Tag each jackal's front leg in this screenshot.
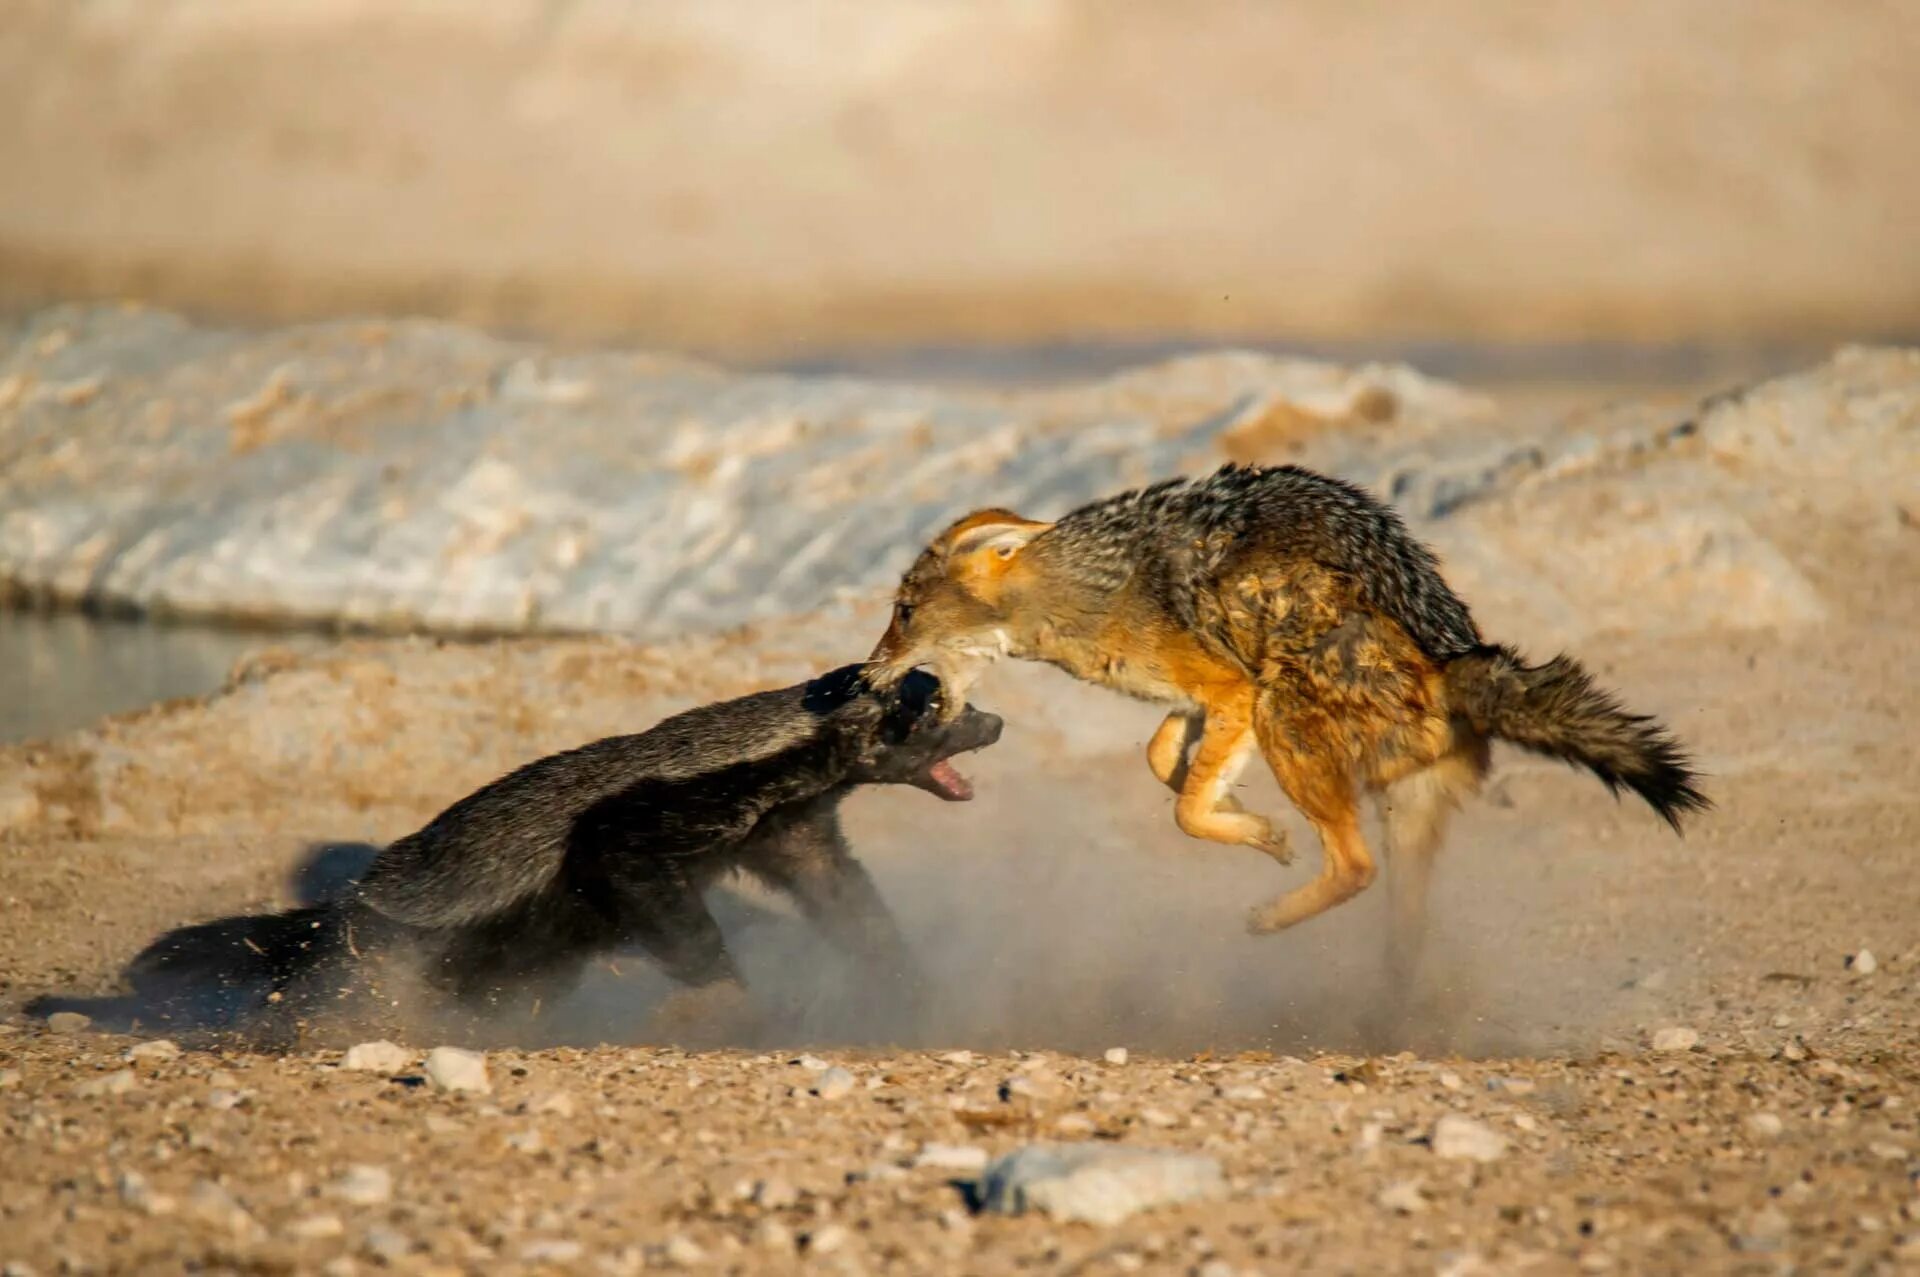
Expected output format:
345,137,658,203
1170,705,1293,866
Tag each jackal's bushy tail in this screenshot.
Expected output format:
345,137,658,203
1444,645,1709,829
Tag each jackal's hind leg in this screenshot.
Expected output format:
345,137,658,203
1245,708,1377,935
1379,740,1488,983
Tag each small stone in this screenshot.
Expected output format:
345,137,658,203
331,1165,393,1206
1104,1048,1129,1066
1849,949,1878,976
1219,1085,1266,1102
78,1069,138,1098
1138,1107,1179,1129
812,1067,856,1101
118,1170,173,1216
0,1069,19,1090
915,1143,989,1173
1650,1026,1700,1053
530,1091,576,1118
2,1264,38,1277
127,1040,181,1063
287,1214,346,1240
660,1235,705,1267
1197,1263,1235,1277
522,1239,583,1264
206,1088,246,1111
506,1129,544,1154
342,1041,412,1073
362,1227,412,1263
1431,1114,1508,1163
1004,1070,1066,1103
1870,1141,1909,1161
45,1011,90,1035
423,1046,490,1094
751,1177,798,1209
1734,1207,1792,1252
186,1180,255,1234
1054,1113,1097,1136
794,1054,830,1072
976,1143,1226,1226
805,1224,850,1256
1377,1180,1427,1214
938,1050,975,1066
1437,1070,1465,1091
1747,1113,1785,1139
753,1220,794,1252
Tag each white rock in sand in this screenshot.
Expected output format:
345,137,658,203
342,1041,413,1073
812,1067,856,1101
1431,1114,1507,1163
423,1047,490,1094
126,1039,181,1063
1650,1026,1700,1053
976,1143,1226,1225
330,1165,393,1206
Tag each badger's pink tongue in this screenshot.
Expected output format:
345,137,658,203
926,759,974,801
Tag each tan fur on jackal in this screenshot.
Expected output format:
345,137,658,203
867,464,1706,975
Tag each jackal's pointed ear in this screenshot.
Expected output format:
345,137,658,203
942,510,1051,566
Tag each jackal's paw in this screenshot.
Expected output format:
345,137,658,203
1246,901,1297,936
1244,820,1294,866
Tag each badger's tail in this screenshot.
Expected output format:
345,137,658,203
125,905,350,1001
1444,645,1709,830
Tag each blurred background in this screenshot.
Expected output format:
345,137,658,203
2,0,1917,739
4,0,1916,375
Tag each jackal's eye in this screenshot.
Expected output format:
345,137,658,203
895,603,915,627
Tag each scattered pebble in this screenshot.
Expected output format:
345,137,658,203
938,1051,975,1066
1849,949,1878,976
331,1165,393,1206
521,1239,583,1264
423,1046,490,1094
915,1143,989,1173
751,1178,798,1209
1104,1047,1129,1066
1138,1107,1179,1129
186,1180,255,1234
794,1054,830,1072
1734,1207,1792,1252
1747,1113,1785,1139
530,1091,576,1118
126,1040,181,1064
1004,1070,1066,1103
1431,1114,1508,1163
205,1088,246,1111
660,1235,706,1267
805,1224,850,1256
754,1219,794,1253
117,1170,173,1216
812,1067,856,1101
975,1143,1226,1225
286,1214,345,1240
342,1041,413,1073
361,1227,412,1263
77,1069,138,1098
1649,1026,1700,1053
45,1012,90,1035
1377,1180,1428,1214
1437,1070,1465,1091
0,1069,19,1090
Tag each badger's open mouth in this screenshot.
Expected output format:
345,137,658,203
919,758,975,802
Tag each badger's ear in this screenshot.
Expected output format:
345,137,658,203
942,510,1051,566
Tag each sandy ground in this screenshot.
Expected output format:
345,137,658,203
4,1,1918,356
2,492,1918,1275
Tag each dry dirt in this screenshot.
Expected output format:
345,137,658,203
2,513,1918,1274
